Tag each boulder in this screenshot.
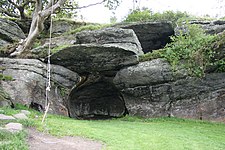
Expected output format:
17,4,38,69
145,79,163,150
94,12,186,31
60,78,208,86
5,123,23,132
114,59,225,122
0,114,15,120
75,27,143,55
175,20,225,35
68,74,126,119
0,18,25,43
20,110,31,115
50,44,140,76
13,113,28,119
114,22,174,53
0,58,80,116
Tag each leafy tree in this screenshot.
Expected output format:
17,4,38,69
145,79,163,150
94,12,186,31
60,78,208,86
7,0,120,56
123,8,191,27
0,0,36,19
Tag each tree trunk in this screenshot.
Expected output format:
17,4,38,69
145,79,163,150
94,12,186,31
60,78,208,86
10,0,67,57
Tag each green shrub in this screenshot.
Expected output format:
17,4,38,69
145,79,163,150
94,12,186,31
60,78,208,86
140,23,225,77
161,24,216,77
123,9,191,26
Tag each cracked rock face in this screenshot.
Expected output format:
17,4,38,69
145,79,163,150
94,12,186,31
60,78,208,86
114,59,225,121
0,18,25,45
0,58,80,116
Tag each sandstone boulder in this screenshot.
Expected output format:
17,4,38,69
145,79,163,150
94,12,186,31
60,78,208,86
0,18,25,43
75,27,143,55
1,58,80,116
50,44,140,76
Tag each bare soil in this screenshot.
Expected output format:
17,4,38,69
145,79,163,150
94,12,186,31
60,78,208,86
27,128,104,150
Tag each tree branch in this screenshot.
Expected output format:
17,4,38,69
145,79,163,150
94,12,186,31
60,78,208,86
76,0,106,9
41,0,67,19
7,0,20,8
0,7,20,18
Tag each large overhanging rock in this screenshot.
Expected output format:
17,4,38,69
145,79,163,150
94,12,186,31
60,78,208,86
114,22,174,53
114,59,225,122
1,58,80,116
50,44,140,76
68,74,126,119
0,18,25,44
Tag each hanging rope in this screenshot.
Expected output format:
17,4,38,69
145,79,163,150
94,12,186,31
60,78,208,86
42,1,54,124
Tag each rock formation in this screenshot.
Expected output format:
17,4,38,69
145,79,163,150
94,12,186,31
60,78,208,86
1,58,80,116
114,22,174,53
50,27,143,118
0,18,26,47
1,18,225,122
114,59,225,122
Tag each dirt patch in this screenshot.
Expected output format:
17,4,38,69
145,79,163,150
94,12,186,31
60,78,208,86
27,128,104,150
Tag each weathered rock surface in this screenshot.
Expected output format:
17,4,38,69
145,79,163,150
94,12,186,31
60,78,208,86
68,74,126,119
21,110,31,115
0,58,80,116
115,22,174,53
114,59,225,121
0,85,12,107
175,20,225,35
31,35,76,58
4,123,23,132
75,27,143,55
50,44,140,76
13,113,28,119
0,18,25,44
50,27,144,76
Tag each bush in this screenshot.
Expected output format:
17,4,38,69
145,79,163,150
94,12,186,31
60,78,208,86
123,9,191,26
141,23,225,77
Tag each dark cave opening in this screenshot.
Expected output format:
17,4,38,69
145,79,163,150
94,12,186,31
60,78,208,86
67,76,127,119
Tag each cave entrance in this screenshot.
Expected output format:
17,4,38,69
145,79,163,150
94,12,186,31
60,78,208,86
68,75,127,119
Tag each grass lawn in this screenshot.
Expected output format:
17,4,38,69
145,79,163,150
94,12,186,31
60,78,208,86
1,106,225,150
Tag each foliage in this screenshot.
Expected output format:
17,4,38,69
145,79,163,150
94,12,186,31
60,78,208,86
139,49,164,61
0,130,28,150
123,9,192,26
0,74,13,81
141,23,225,77
162,24,216,77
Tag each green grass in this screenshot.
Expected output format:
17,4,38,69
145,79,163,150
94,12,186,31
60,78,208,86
1,106,225,150
0,130,28,150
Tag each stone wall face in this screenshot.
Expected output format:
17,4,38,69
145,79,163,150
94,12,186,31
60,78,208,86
0,58,80,116
114,59,225,122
